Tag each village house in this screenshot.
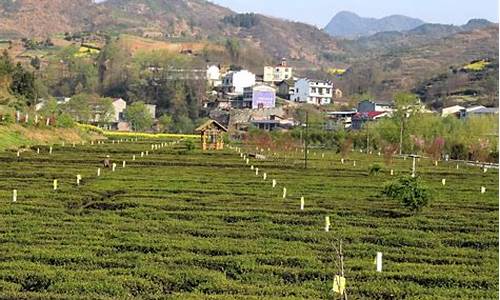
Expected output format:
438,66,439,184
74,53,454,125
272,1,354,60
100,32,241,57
351,111,389,130
243,84,276,109
263,58,293,84
222,70,256,95
291,78,334,105
145,104,157,119
326,110,358,129
277,79,295,100
251,115,296,131
441,105,465,117
206,65,222,87
357,100,393,113
111,98,127,122
459,105,499,119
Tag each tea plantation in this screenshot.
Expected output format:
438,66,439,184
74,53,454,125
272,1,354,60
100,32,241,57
0,139,497,299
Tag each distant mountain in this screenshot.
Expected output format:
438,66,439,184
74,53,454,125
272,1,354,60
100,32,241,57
324,11,425,38
339,19,496,57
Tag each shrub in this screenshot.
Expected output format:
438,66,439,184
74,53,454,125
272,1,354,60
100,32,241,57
57,113,75,128
382,176,431,213
185,139,195,152
20,274,53,292
450,143,467,160
0,113,14,124
369,163,383,176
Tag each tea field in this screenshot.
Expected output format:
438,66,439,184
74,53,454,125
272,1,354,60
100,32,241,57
0,139,498,299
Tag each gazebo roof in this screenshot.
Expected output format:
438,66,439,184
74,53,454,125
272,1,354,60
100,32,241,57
195,119,228,132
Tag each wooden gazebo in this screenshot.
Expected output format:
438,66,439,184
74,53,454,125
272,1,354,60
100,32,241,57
195,120,228,151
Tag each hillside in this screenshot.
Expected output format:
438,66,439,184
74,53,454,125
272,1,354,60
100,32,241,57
0,123,100,150
340,19,496,57
0,0,99,38
337,25,499,102
0,0,341,67
324,11,425,38
0,0,497,102
413,59,499,108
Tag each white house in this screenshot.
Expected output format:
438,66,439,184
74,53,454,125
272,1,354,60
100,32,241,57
112,98,127,122
291,78,334,105
263,58,293,83
459,105,499,118
441,105,464,117
145,104,156,119
207,65,222,87
222,70,256,94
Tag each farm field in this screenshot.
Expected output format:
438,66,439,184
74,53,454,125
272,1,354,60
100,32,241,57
0,139,498,299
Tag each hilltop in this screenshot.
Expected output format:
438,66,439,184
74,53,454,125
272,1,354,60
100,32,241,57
324,11,425,38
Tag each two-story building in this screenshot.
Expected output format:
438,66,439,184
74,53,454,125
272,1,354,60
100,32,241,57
263,58,293,84
112,98,127,122
222,70,256,95
277,79,295,100
291,78,334,105
243,84,276,109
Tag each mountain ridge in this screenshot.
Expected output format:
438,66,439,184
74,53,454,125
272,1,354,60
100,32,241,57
324,11,425,38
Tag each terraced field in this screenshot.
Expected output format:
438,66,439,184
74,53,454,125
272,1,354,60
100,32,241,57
0,139,497,299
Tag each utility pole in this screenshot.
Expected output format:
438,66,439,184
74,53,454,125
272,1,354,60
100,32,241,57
366,128,370,154
399,118,404,156
333,239,348,300
304,111,309,169
411,155,417,178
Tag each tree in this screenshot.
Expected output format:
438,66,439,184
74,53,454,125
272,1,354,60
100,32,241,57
62,93,92,122
124,101,153,131
0,50,13,76
10,62,36,105
39,97,59,117
225,38,241,62
382,143,399,167
340,138,353,159
383,176,431,213
170,115,194,134
426,136,445,162
393,92,421,155
30,56,41,70
96,97,115,123
158,114,172,132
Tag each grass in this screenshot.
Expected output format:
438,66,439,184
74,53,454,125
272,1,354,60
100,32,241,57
0,140,497,299
0,124,98,151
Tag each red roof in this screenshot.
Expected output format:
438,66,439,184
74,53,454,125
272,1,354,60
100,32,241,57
353,111,386,119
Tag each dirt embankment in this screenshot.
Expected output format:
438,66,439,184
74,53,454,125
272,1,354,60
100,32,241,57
0,124,102,150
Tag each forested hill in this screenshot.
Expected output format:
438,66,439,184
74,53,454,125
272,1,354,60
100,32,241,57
0,0,497,108
0,0,340,66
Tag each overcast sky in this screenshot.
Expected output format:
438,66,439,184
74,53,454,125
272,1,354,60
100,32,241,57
209,0,499,27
